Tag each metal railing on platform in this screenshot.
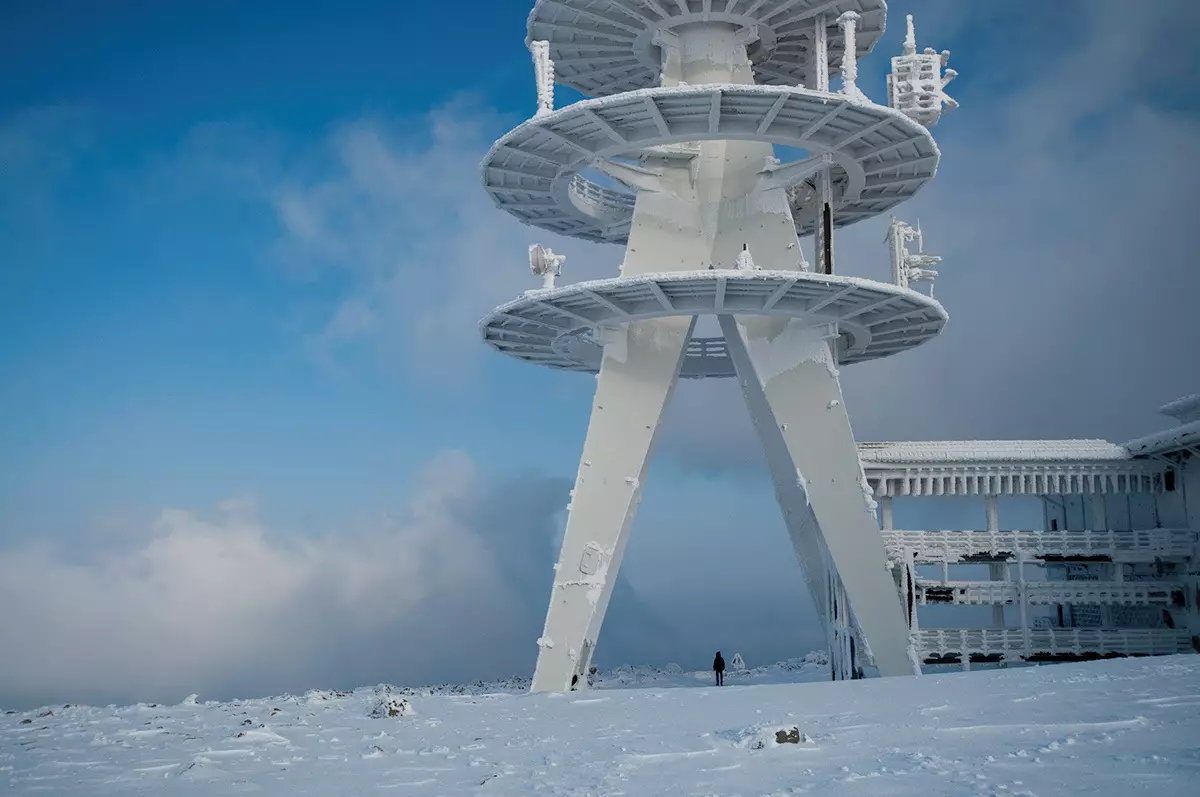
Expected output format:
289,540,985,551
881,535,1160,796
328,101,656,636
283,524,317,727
914,579,1184,606
884,528,1194,564
915,628,1193,660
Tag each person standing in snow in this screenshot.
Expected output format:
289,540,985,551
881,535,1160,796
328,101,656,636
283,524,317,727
713,651,725,686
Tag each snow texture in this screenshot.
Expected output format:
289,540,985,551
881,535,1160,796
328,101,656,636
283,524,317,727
857,439,1132,464
795,468,811,505
367,691,412,720
3,655,1198,795
743,320,839,384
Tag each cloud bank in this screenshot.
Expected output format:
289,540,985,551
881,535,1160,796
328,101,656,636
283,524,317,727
0,452,686,709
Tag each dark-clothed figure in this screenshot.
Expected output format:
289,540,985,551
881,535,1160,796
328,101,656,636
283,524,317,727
713,652,726,686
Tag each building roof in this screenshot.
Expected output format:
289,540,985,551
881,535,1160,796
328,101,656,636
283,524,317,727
857,440,1131,465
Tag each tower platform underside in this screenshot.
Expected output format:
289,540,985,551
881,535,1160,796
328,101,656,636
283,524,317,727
482,269,946,375
483,84,938,243
526,0,889,98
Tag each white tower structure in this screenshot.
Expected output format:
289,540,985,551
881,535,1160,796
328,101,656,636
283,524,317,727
481,1,959,692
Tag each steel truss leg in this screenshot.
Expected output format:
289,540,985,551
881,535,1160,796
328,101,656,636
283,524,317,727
530,315,697,693
719,314,919,677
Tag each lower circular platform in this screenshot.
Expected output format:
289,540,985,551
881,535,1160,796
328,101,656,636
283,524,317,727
480,269,947,376
481,84,938,244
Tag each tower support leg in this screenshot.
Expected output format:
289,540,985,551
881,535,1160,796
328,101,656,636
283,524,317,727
530,315,696,693
719,315,918,677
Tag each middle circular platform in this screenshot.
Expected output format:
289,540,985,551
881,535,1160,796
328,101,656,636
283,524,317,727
481,269,948,377
482,84,938,244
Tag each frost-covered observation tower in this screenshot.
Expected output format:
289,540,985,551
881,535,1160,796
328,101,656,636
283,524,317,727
479,0,962,692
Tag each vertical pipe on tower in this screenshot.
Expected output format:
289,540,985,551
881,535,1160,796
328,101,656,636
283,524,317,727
837,12,861,98
812,15,835,275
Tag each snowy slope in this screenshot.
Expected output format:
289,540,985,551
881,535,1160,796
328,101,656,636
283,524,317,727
3,655,1198,796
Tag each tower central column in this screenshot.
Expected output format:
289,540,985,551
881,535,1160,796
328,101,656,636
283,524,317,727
663,22,755,86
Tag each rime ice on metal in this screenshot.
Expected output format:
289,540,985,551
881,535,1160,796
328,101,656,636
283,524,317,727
482,0,973,694
886,217,943,295
528,244,565,290
529,40,555,118
887,15,959,127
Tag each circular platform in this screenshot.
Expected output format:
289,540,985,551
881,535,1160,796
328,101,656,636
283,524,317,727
482,84,937,244
526,0,888,99
480,269,947,376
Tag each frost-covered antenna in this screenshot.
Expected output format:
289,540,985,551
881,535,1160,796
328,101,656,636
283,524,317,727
886,15,958,127
886,216,942,294
837,12,866,102
903,14,917,56
529,244,566,289
530,40,555,118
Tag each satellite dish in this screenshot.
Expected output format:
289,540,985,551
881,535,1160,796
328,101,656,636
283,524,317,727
529,244,566,289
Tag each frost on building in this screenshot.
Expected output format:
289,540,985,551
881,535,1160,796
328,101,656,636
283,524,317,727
863,394,1200,669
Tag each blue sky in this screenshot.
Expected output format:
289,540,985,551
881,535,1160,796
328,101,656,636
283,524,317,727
1,0,1198,709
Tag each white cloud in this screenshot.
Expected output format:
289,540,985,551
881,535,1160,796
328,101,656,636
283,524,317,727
263,99,619,383
0,450,695,709
0,452,545,708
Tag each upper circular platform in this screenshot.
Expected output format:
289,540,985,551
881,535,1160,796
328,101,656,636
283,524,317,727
482,84,938,244
481,269,947,377
526,0,888,99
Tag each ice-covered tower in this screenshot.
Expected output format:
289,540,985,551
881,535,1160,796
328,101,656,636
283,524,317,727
479,1,959,692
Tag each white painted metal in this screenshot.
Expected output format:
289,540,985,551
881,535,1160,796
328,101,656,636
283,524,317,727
481,270,948,375
531,315,696,693
526,0,889,98
721,314,918,676
484,0,981,691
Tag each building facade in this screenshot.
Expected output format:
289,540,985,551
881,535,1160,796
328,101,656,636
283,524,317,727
862,394,1200,670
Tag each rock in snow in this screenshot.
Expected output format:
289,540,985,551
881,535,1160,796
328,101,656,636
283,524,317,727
368,694,411,720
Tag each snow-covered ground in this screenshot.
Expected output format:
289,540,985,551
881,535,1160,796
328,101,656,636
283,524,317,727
4,655,1198,795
